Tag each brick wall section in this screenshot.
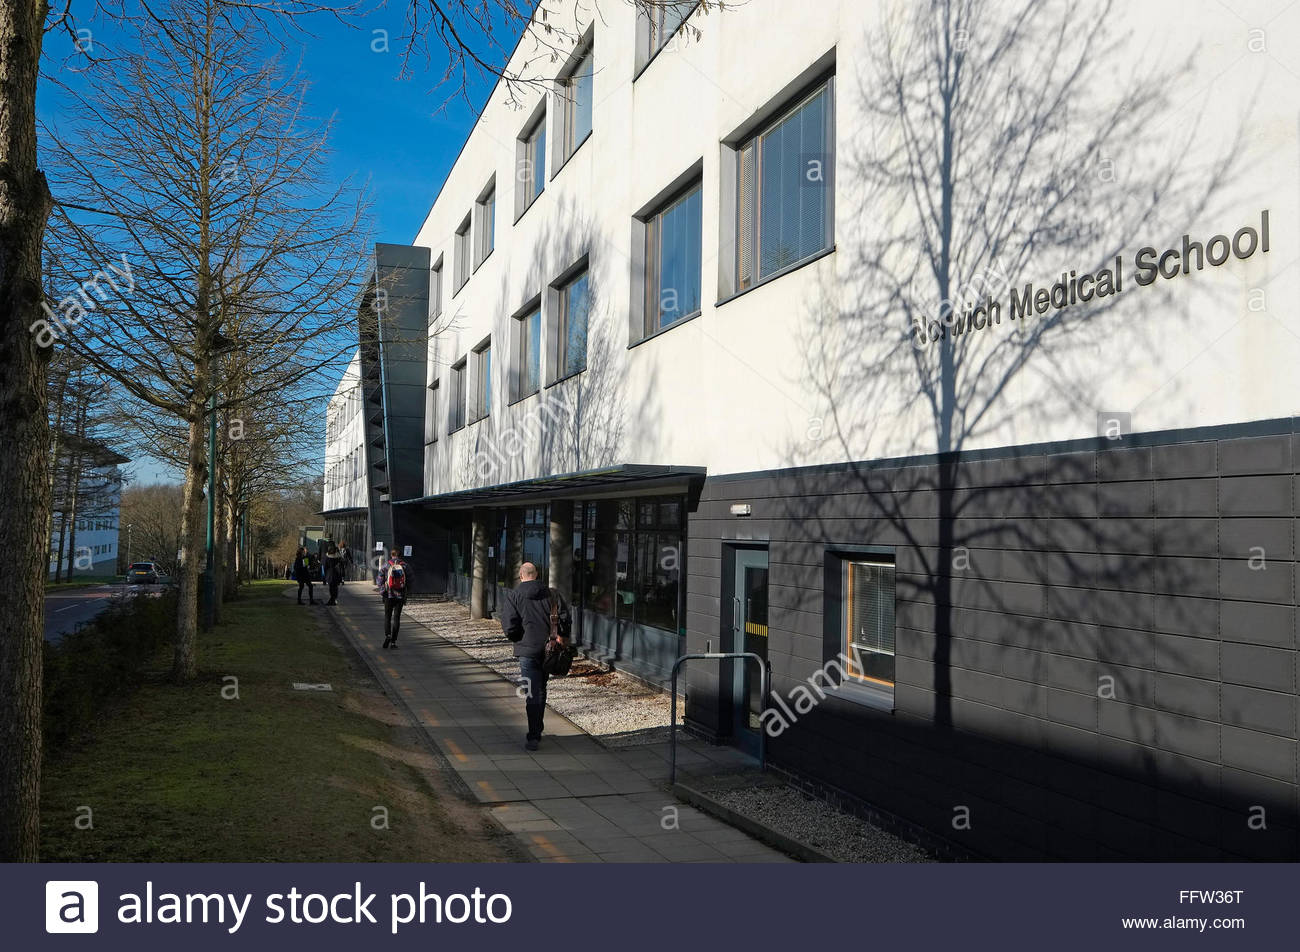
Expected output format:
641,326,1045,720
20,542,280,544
685,423,1299,860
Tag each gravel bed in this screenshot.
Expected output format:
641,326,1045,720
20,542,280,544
401,596,679,745
702,775,934,863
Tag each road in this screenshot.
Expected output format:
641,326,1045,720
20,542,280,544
44,584,159,643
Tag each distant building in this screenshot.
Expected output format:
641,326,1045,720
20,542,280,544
48,433,128,579
322,351,370,576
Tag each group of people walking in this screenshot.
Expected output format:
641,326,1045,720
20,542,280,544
290,542,411,650
286,540,572,752
290,541,355,606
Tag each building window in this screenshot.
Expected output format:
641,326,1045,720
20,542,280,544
450,358,467,431
426,380,439,444
843,560,895,687
475,183,495,268
579,496,684,633
736,78,834,291
558,46,593,165
645,1,698,60
514,305,541,400
556,267,589,379
584,500,632,622
472,339,491,421
518,112,546,213
430,258,443,322
824,550,895,709
454,216,472,292
633,498,683,633
642,181,702,337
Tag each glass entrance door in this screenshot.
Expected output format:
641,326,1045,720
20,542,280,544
732,547,769,754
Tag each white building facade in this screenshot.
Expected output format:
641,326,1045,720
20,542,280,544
348,0,1300,860
48,439,127,579
322,350,371,575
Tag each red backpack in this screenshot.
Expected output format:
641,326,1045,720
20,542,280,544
386,561,407,595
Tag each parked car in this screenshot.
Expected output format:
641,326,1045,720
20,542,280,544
126,562,160,584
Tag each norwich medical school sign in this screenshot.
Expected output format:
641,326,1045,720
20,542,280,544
914,210,1271,346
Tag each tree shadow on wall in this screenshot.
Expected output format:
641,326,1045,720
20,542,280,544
771,0,1271,858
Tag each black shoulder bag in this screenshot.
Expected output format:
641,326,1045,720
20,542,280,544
541,588,576,676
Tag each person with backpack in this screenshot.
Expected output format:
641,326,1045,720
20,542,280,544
322,542,344,606
379,549,411,649
292,546,316,605
499,561,571,751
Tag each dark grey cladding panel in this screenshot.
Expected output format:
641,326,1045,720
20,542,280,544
1220,599,1295,649
1221,683,1297,738
1220,475,1292,517
1220,725,1297,782
1220,517,1293,560
1097,625,1155,667
1152,593,1220,637
1044,586,1151,630
1152,671,1221,721
1153,518,1218,557
1097,481,1153,518
1044,687,1097,731
1094,515,1154,555
1220,559,1293,603
1218,433,1293,476
1096,446,1152,482
1153,631,1220,679
1153,555,1219,598
374,242,431,270
1155,478,1219,517
1152,441,1218,478
1220,764,1298,818
1220,642,1296,693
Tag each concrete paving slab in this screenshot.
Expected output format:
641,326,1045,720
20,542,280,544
326,589,793,864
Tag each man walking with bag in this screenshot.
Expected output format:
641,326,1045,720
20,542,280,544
499,561,571,751
379,548,411,649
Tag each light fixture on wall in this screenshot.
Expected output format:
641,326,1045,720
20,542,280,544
729,504,752,517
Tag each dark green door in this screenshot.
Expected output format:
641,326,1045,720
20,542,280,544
731,547,769,755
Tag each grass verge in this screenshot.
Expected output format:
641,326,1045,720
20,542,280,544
41,580,514,862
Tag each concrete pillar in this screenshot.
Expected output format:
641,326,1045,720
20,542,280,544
548,500,574,597
506,514,524,588
470,507,489,619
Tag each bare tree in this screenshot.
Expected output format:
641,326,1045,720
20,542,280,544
43,0,369,682
399,0,728,106
119,484,186,576
1,0,731,868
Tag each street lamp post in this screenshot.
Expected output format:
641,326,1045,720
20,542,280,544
126,523,133,567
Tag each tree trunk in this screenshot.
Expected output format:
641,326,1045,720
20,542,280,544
45,365,67,578
52,459,72,582
222,489,237,600
0,0,53,863
62,449,83,582
173,411,207,682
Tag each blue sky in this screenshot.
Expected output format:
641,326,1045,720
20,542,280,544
42,5,525,484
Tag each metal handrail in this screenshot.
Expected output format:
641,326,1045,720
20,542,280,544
669,652,770,785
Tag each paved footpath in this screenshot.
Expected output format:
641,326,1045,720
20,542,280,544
315,584,793,863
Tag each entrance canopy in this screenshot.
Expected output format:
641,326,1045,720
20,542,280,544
394,464,707,510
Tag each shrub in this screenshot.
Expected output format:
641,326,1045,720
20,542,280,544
44,588,179,750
